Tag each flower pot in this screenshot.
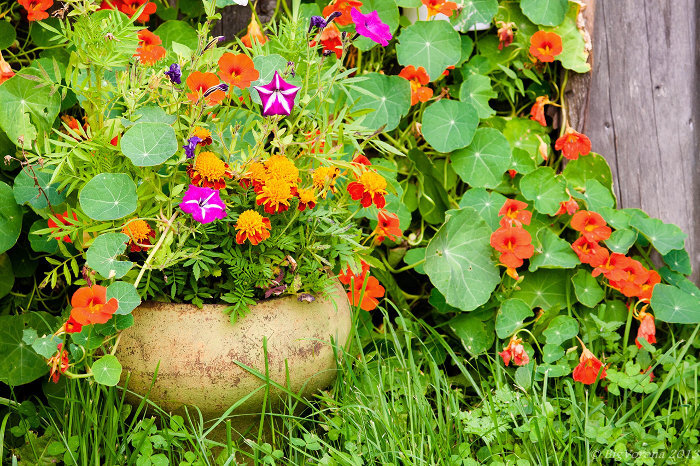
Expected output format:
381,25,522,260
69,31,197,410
115,280,351,430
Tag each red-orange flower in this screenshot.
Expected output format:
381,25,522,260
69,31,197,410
235,210,271,245
63,315,83,334
0,52,15,85
490,226,534,268
310,23,343,59
498,199,532,228
496,21,515,50
48,211,78,243
555,197,579,216
635,308,657,348
555,127,592,160
241,19,267,48
398,65,433,106
609,258,650,298
573,339,606,385
322,0,363,26
256,178,294,214
591,252,629,282
375,210,402,244
638,270,661,302
70,285,119,325
571,237,609,267
352,154,371,166
499,335,529,366
187,151,233,189
338,260,370,286
218,53,259,89
186,72,226,106
134,30,166,66
347,275,385,311
571,210,612,242
422,0,458,18
530,95,550,126
100,0,157,22
47,343,69,383
18,0,52,21
347,171,387,208
529,30,563,63
297,188,317,211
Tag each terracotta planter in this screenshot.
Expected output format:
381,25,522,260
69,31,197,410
115,281,351,427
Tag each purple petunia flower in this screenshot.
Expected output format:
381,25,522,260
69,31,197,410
165,63,181,84
183,136,202,159
350,8,392,47
309,16,327,32
253,71,301,117
204,82,229,97
179,185,227,224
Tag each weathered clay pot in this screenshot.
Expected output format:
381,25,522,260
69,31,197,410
115,281,351,428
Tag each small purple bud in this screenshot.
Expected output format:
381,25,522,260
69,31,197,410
309,15,326,32
326,11,341,24
183,136,202,159
165,63,182,84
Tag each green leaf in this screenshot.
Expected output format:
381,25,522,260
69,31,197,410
458,188,507,231
79,173,137,221
91,354,122,386
575,179,615,211
0,20,17,50
354,0,400,51
428,288,457,313
546,4,590,73
13,168,66,209
396,20,462,80
629,216,687,256
131,106,176,125
651,284,700,324
562,153,613,192
536,363,569,377
31,335,61,359
120,122,178,167
86,233,133,279
511,269,569,311
455,0,498,32
422,99,478,153
542,315,579,345
424,208,500,311
448,314,493,356
0,253,14,298
495,299,533,339
0,312,59,386
71,327,104,350
404,248,426,274
29,220,58,254
520,0,568,26
451,127,511,188
30,18,61,47
503,118,549,164
604,228,637,254
528,228,580,272
350,73,411,132
153,20,198,50
663,249,692,276
509,148,538,175
459,74,496,118
519,167,568,215
571,269,605,308
0,181,23,254
106,281,141,315
542,344,565,363
515,366,532,388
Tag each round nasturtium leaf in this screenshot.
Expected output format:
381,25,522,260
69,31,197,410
422,100,478,153
0,253,14,298
106,281,141,315
629,215,687,256
459,74,496,118
519,166,568,215
542,344,565,364
350,73,411,132
79,173,137,221
562,152,613,192
451,127,511,188
455,0,498,33
663,249,692,276
0,312,59,386
0,181,23,255
0,20,17,50
511,269,569,311
354,0,400,51
503,118,549,163
520,0,568,26
528,228,580,272
424,207,500,311
85,233,133,279
458,188,507,232
605,228,637,254
13,168,66,209
571,270,605,308
495,299,533,339
542,315,579,345
153,20,198,50
120,122,178,167
448,314,493,356
91,354,122,386
547,6,590,73
651,284,700,324
395,20,462,80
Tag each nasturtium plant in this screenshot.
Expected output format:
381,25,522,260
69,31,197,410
422,100,478,153
451,127,511,188
79,173,138,221
396,20,461,80
351,73,411,131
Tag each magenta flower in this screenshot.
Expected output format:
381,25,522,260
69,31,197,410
351,8,392,47
253,71,301,117
180,185,227,224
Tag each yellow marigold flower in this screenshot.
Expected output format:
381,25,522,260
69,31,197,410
264,155,299,185
235,210,271,245
312,165,341,198
192,126,212,145
187,151,232,189
297,188,316,211
121,219,155,252
240,162,266,191
256,178,293,214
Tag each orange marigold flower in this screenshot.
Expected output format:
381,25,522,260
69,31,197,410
264,155,299,186
498,199,532,228
555,197,579,216
398,65,433,105
635,308,657,348
122,219,155,252
555,127,592,160
338,260,370,286
186,72,226,106
312,165,341,197
499,335,529,366
529,30,563,63
608,258,650,298
134,30,166,66
235,210,271,245
47,343,69,383
375,210,402,244
0,52,15,85
48,211,78,243
490,226,534,269
240,162,266,192
297,188,317,211
241,19,267,48
322,0,363,26
218,53,259,89
187,151,233,189
310,22,343,59
70,285,119,325
256,178,293,214
422,0,458,18
571,210,612,242
571,237,609,267
192,126,213,146
347,171,387,208
530,95,550,126
573,339,606,385
18,0,52,21
496,21,515,50
347,275,385,311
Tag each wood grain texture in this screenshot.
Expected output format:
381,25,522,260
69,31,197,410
584,0,698,282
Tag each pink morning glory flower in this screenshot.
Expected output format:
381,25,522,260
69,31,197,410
350,8,392,47
253,71,301,116
179,185,227,224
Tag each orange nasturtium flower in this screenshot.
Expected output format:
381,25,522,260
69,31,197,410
241,19,268,48
63,315,83,334
638,270,661,302
100,0,157,22
187,151,233,189
530,95,551,126
256,178,294,214
296,188,317,211
571,236,609,267
572,338,606,385
48,211,78,243
122,219,155,252
186,72,226,106
310,23,343,59
134,30,166,66
338,261,385,311
490,226,534,268
608,258,650,299
529,30,563,63
337,260,370,285
0,52,15,85
635,307,657,348
70,285,119,325
217,53,259,89
498,199,532,228
347,171,388,208
555,127,592,160
422,0,458,18
375,210,402,244
496,21,515,50
555,197,579,216
570,210,612,242
398,66,433,106
47,344,69,383
235,210,271,245
322,0,363,26
499,335,529,366
18,0,53,21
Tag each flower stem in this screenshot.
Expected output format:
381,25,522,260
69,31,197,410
133,212,179,289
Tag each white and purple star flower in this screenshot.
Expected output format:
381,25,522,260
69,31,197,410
179,185,227,224
253,71,301,117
